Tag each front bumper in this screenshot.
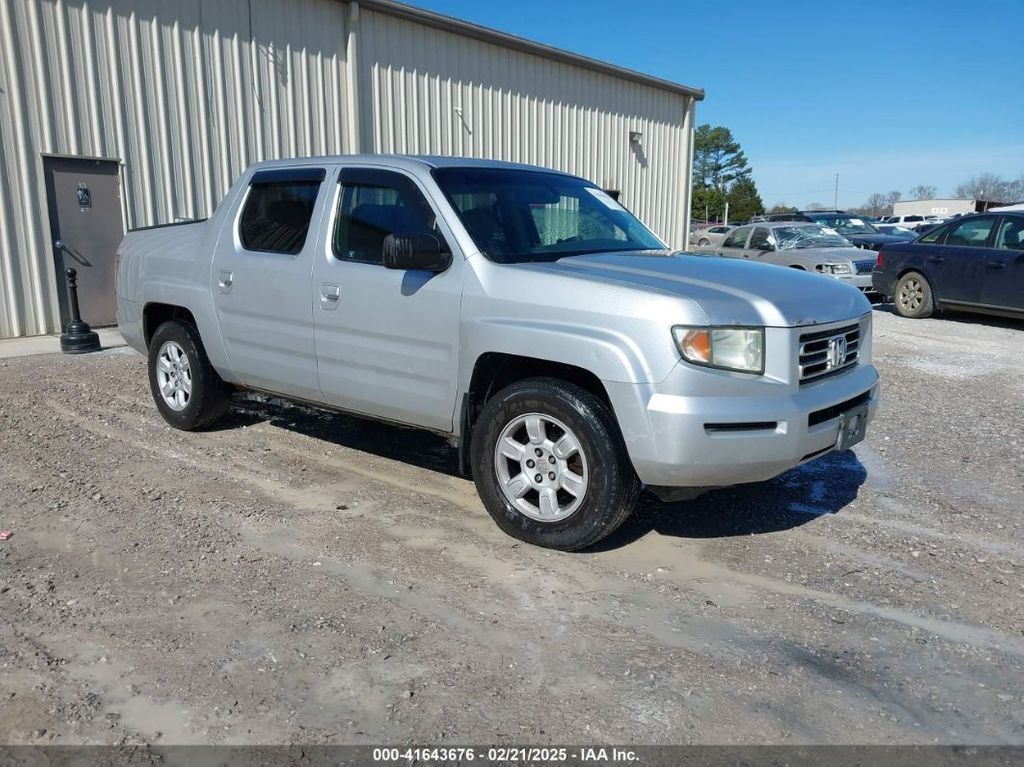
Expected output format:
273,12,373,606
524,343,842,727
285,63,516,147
835,272,875,292
605,342,879,488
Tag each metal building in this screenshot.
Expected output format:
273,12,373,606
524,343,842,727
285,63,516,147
0,0,703,339
892,198,1004,217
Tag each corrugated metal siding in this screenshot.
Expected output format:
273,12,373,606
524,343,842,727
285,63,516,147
0,0,351,337
357,8,691,249
0,0,694,339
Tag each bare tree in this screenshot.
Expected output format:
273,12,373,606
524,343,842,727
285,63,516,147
885,191,902,210
805,201,826,211
1006,176,1024,201
908,184,937,200
954,173,1012,201
864,193,889,216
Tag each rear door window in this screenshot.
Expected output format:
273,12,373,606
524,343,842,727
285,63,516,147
721,227,750,249
748,227,772,250
238,169,325,254
945,217,997,248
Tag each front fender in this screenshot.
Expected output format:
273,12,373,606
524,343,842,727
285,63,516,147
459,316,666,389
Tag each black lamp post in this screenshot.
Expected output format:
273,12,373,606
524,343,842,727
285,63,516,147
59,262,101,354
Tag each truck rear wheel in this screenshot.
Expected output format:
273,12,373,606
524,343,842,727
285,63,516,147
148,320,230,431
471,377,639,551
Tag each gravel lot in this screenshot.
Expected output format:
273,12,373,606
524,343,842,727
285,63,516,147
1,307,1022,746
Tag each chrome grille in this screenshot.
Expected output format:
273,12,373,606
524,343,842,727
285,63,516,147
855,260,874,274
799,323,860,384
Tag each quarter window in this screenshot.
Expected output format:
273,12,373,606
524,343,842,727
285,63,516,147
333,169,443,266
917,224,948,244
945,217,996,248
721,227,750,249
239,173,323,254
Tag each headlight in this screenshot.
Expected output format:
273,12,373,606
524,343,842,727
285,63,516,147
672,326,765,374
816,263,853,275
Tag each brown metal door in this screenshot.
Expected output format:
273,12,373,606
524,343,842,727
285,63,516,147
43,157,124,327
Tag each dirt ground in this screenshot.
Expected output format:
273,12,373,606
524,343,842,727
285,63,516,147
1,307,1022,746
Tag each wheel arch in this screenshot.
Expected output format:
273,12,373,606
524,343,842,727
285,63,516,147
457,353,614,477
143,302,197,347
895,267,938,302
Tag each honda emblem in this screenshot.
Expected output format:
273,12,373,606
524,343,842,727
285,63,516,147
826,335,848,370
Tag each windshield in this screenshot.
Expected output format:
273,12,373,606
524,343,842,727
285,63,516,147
432,167,664,263
772,224,851,249
807,214,879,235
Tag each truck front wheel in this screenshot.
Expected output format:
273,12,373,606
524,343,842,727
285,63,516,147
471,377,639,551
148,320,230,431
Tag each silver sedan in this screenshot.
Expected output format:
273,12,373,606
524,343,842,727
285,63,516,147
688,224,733,248
700,221,878,293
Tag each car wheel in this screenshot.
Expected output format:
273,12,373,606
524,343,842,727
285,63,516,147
471,377,640,551
148,320,230,430
893,271,934,318
698,238,710,246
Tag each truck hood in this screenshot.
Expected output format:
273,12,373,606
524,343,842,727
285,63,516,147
521,250,871,327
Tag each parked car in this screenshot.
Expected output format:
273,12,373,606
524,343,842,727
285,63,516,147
706,222,877,294
881,214,942,230
872,211,1024,319
688,224,733,248
116,156,878,551
873,223,918,239
768,210,909,252
912,221,943,236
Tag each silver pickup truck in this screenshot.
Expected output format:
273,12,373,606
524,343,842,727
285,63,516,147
117,156,879,550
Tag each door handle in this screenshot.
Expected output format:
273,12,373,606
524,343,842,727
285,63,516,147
986,261,1006,270
320,283,341,310
217,270,234,293
927,255,943,264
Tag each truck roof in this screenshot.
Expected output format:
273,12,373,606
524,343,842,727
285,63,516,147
246,154,576,176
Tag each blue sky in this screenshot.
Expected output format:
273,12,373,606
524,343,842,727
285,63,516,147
414,0,1024,208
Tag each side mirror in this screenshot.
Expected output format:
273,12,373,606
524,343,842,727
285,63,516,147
383,233,451,272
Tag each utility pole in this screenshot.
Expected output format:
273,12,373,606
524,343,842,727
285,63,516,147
833,173,839,209
724,201,730,227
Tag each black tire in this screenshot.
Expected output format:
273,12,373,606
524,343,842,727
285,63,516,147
893,271,934,318
698,238,710,246
470,377,640,551
147,320,230,430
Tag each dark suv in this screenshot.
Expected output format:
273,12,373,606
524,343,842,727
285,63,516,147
768,210,909,252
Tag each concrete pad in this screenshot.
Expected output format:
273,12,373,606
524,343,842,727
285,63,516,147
0,327,127,359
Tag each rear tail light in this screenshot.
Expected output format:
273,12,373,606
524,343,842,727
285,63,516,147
875,250,884,269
